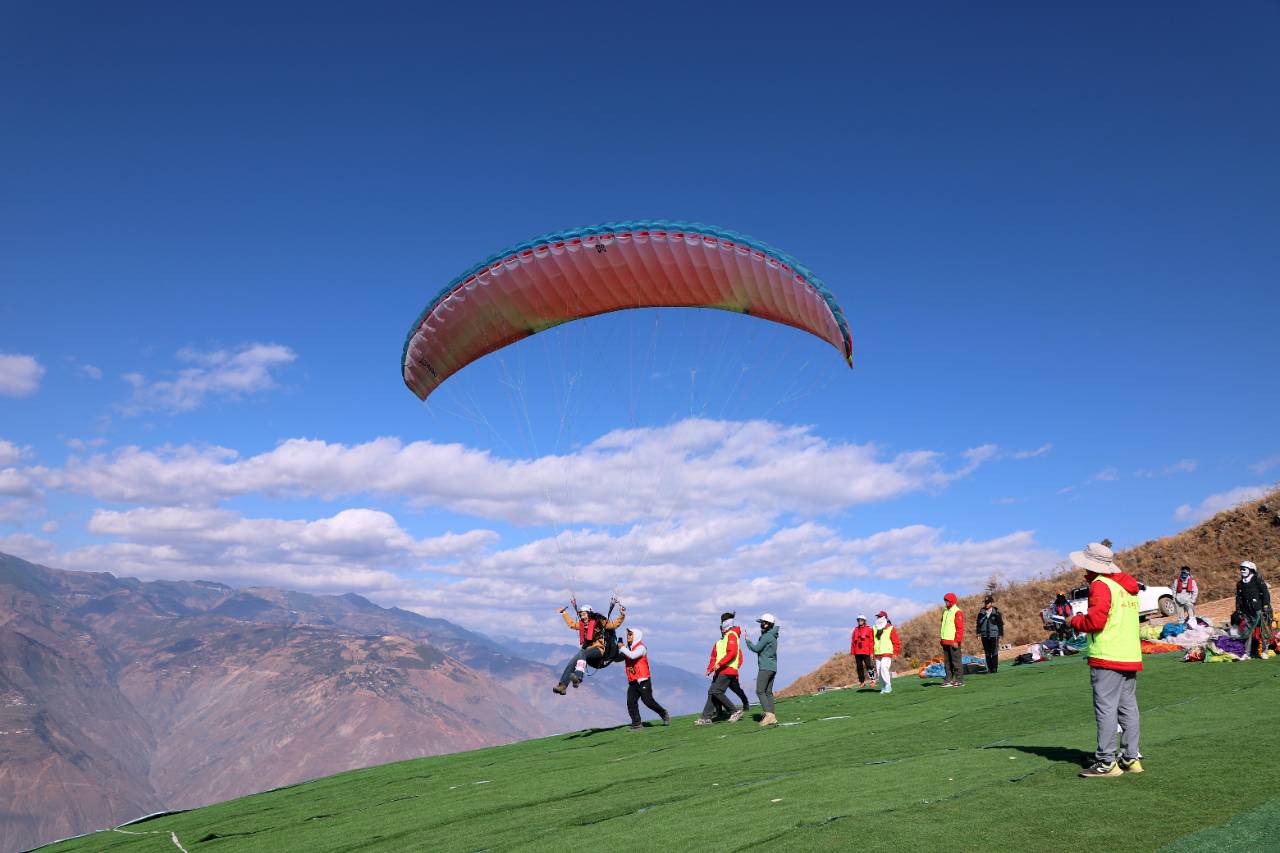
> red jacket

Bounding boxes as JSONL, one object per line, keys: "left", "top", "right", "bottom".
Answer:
{"left": 1069, "top": 572, "right": 1144, "bottom": 672}
{"left": 940, "top": 608, "right": 964, "bottom": 647}
{"left": 706, "top": 627, "right": 741, "bottom": 676}
{"left": 851, "top": 624, "right": 874, "bottom": 656}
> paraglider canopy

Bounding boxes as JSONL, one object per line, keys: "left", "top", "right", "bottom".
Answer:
{"left": 402, "top": 220, "right": 853, "bottom": 401}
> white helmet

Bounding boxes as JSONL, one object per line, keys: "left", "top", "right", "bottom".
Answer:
{"left": 578, "top": 604, "right": 593, "bottom": 614}
{"left": 757, "top": 613, "right": 777, "bottom": 625}
{"left": 1240, "top": 561, "right": 1257, "bottom": 573}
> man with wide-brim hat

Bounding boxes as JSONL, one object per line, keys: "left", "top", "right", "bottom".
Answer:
{"left": 1061, "top": 542, "right": 1144, "bottom": 778}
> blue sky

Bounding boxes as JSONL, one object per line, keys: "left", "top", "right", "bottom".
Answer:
{"left": 2, "top": 3, "right": 1278, "bottom": 679}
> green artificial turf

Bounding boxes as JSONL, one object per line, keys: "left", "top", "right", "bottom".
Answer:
{"left": 40, "top": 655, "right": 1280, "bottom": 852}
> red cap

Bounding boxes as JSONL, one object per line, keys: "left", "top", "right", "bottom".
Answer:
{"left": 876, "top": 610, "right": 889, "bottom": 618}
{"left": 944, "top": 593, "right": 957, "bottom": 605}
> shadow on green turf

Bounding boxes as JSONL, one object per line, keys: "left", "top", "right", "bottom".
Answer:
{"left": 989, "top": 744, "right": 1093, "bottom": 766}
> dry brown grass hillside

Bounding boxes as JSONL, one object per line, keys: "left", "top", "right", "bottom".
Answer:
{"left": 782, "top": 486, "right": 1280, "bottom": 697}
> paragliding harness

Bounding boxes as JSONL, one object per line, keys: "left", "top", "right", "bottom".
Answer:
{"left": 570, "top": 593, "right": 622, "bottom": 673}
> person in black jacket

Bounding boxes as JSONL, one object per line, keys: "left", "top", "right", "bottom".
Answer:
{"left": 975, "top": 596, "right": 1004, "bottom": 673}
{"left": 1235, "top": 561, "right": 1274, "bottom": 658}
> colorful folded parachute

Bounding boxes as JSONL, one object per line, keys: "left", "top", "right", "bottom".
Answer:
{"left": 402, "top": 221, "right": 854, "bottom": 401}
{"left": 918, "top": 655, "right": 988, "bottom": 678}
{"left": 1160, "top": 622, "right": 1187, "bottom": 639}
{"left": 1140, "top": 640, "right": 1183, "bottom": 654}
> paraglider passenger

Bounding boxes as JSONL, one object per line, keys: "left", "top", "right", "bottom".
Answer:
{"left": 850, "top": 615, "right": 875, "bottom": 688}
{"left": 873, "top": 611, "right": 900, "bottom": 694}
{"left": 618, "top": 628, "right": 670, "bottom": 729}
{"left": 553, "top": 602, "right": 625, "bottom": 695}
{"left": 939, "top": 593, "right": 965, "bottom": 686}
{"left": 745, "top": 613, "right": 779, "bottom": 726}
{"left": 976, "top": 596, "right": 1004, "bottom": 673}
{"left": 695, "top": 616, "right": 743, "bottom": 725}
{"left": 1174, "top": 566, "right": 1198, "bottom": 623}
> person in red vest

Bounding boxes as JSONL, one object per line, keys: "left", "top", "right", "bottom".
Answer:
{"left": 553, "top": 602, "right": 625, "bottom": 695}
{"left": 939, "top": 593, "right": 965, "bottom": 687}
{"left": 1060, "top": 542, "right": 1143, "bottom": 778}
{"left": 1173, "top": 566, "right": 1198, "bottom": 623}
{"left": 873, "top": 611, "right": 901, "bottom": 694}
{"left": 696, "top": 616, "right": 743, "bottom": 725}
{"left": 719, "top": 612, "right": 752, "bottom": 715}
{"left": 850, "top": 615, "right": 876, "bottom": 688}
{"left": 617, "top": 628, "right": 671, "bottom": 730}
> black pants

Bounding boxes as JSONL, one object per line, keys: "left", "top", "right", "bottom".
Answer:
{"left": 854, "top": 653, "right": 873, "bottom": 683}
{"left": 559, "top": 647, "right": 604, "bottom": 687}
{"left": 756, "top": 670, "right": 776, "bottom": 713}
{"left": 701, "top": 673, "right": 739, "bottom": 719}
{"left": 942, "top": 644, "right": 964, "bottom": 684}
{"left": 728, "top": 675, "right": 750, "bottom": 711}
{"left": 627, "top": 679, "right": 668, "bottom": 725}
{"left": 981, "top": 636, "right": 1000, "bottom": 673}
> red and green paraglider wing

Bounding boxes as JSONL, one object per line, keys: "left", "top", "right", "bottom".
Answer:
{"left": 402, "top": 220, "right": 853, "bottom": 401}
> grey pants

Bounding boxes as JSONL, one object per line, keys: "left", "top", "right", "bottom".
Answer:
{"left": 756, "top": 669, "right": 776, "bottom": 713}
{"left": 1090, "top": 667, "right": 1140, "bottom": 764}
{"left": 701, "top": 673, "right": 739, "bottom": 719}
{"left": 942, "top": 644, "right": 963, "bottom": 684}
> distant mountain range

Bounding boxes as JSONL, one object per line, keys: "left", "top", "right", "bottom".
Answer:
{"left": 0, "top": 553, "right": 705, "bottom": 852}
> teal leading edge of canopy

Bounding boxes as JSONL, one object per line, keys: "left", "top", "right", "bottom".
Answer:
{"left": 401, "top": 219, "right": 854, "bottom": 394}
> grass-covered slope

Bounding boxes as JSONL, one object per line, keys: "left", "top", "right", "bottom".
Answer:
{"left": 40, "top": 654, "right": 1278, "bottom": 853}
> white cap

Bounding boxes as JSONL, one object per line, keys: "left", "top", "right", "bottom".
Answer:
{"left": 1240, "top": 561, "right": 1257, "bottom": 572}
{"left": 758, "top": 613, "right": 776, "bottom": 624}
{"left": 578, "top": 604, "right": 593, "bottom": 613}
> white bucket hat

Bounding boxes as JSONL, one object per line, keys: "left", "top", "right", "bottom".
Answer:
{"left": 1070, "top": 542, "right": 1119, "bottom": 574}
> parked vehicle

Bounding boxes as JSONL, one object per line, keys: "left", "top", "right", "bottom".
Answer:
{"left": 1041, "top": 581, "right": 1177, "bottom": 628}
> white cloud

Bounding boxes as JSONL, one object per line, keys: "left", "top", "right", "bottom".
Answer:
{"left": 1136, "top": 459, "right": 1198, "bottom": 478}
{"left": 41, "top": 521, "right": 58, "bottom": 533}
{"left": 120, "top": 343, "right": 297, "bottom": 414}
{"left": 79, "top": 364, "right": 103, "bottom": 380}
{"left": 1174, "top": 485, "right": 1272, "bottom": 523}
{"left": 49, "top": 420, "right": 998, "bottom": 525}
{"left": 1091, "top": 467, "right": 1120, "bottom": 483}
{"left": 66, "top": 437, "right": 109, "bottom": 452}
{"left": 0, "top": 354, "right": 45, "bottom": 397}
{"left": 0, "top": 440, "right": 29, "bottom": 467}
{"left": 1251, "top": 455, "right": 1280, "bottom": 475}
{"left": 1012, "top": 443, "right": 1053, "bottom": 460}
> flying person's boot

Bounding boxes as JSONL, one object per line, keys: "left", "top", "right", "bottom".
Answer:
{"left": 553, "top": 683, "right": 567, "bottom": 695}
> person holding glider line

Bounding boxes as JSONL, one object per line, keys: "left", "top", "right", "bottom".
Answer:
{"left": 553, "top": 601, "right": 625, "bottom": 695}
{"left": 745, "top": 613, "right": 779, "bottom": 726}
{"left": 618, "top": 628, "right": 671, "bottom": 729}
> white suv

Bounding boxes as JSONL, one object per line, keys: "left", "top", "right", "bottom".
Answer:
{"left": 1042, "top": 581, "right": 1178, "bottom": 628}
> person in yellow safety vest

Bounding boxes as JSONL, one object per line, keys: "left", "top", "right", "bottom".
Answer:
{"left": 695, "top": 616, "right": 743, "bottom": 725}
{"left": 872, "top": 611, "right": 900, "bottom": 694}
{"left": 1058, "top": 542, "right": 1144, "bottom": 778}
{"left": 939, "top": 592, "right": 965, "bottom": 687}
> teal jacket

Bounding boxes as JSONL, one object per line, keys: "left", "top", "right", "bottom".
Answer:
{"left": 746, "top": 625, "right": 779, "bottom": 672}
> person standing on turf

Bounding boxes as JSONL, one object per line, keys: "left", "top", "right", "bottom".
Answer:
{"left": 939, "top": 593, "right": 965, "bottom": 687}
{"left": 975, "top": 596, "right": 1004, "bottom": 674}
{"left": 1235, "top": 561, "right": 1273, "bottom": 658}
{"left": 1062, "top": 542, "right": 1143, "bottom": 778}
{"left": 719, "top": 612, "right": 752, "bottom": 714}
{"left": 745, "top": 613, "right": 779, "bottom": 727}
{"left": 873, "top": 611, "right": 900, "bottom": 694}
{"left": 618, "top": 628, "right": 670, "bottom": 730}
{"left": 850, "top": 615, "right": 876, "bottom": 688}
{"left": 696, "top": 615, "right": 743, "bottom": 725}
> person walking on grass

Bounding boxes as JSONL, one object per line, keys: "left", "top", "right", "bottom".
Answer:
{"left": 696, "top": 615, "right": 743, "bottom": 725}
{"left": 872, "top": 611, "right": 900, "bottom": 694}
{"left": 746, "top": 613, "right": 779, "bottom": 727}
{"left": 976, "top": 596, "right": 1004, "bottom": 674}
{"left": 850, "top": 615, "right": 876, "bottom": 688}
{"left": 718, "top": 612, "right": 752, "bottom": 714}
{"left": 939, "top": 592, "right": 965, "bottom": 687}
{"left": 1061, "top": 542, "right": 1143, "bottom": 779}
{"left": 618, "top": 628, "right": 671, "bottom": 730}
{"left": 1173, "top": 565, "right": 1198, "bottom": 624}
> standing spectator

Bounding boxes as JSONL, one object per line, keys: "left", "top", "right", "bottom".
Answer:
{"left": 939, "top": 592, "right": 965, "bottom": 687}
{"left": 850, "top": 615, "right": 876, "bottom": 688}
{"left": 1063, "top": 542, "right": 1143, "bottom": 778}
{"left": 745, "top": 613, "right": 779, "bottom": 727}
{"left": 618, "top": 628, "right": 670, "bottom": 730}
{"left": 872, "top": 611, "right": 900, "bottom": 694}
{"left": 1050, "top": 592, "right": 1074, "bottom": 655}
{"left": 695, "top": 616, "right": 742, "bottom": 725}
{"left": 1235, "top": 561, "right": 1273, "bottom": 659}
{"left": 975, "top": 596, "right": 1004, "bottom": 673}
{"left": 720, "top": 612, "right": 752, "bottom": 715}
{"left": 1174, "top": 566, "right": 1198, "bottom": 623}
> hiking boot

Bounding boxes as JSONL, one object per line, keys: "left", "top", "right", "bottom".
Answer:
{"left": 1119, "top": 757, "right": 1144, "bottom": 774}
{"left": 628, "top": 723, "right": 644, "bottom": 731}
{"left": 1079, "top": 761, "right": 1122, "bottom": 778}
{"left": 728, "top": 710, "right": 745, "bottom": 723}
{"left": 552, "top": 684, "right": 567, "bottom": 695}
{"left": 694, "top": 717, "right": 714, "bottom": 726}
{"left": 759, "top": 712, "right": 778, "bottom": 727}
{"left": 660, "top": 712, "right": 671, "bottom": 726}
{"left": 940, "top": 682, "right": 955, "bottom": 688}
